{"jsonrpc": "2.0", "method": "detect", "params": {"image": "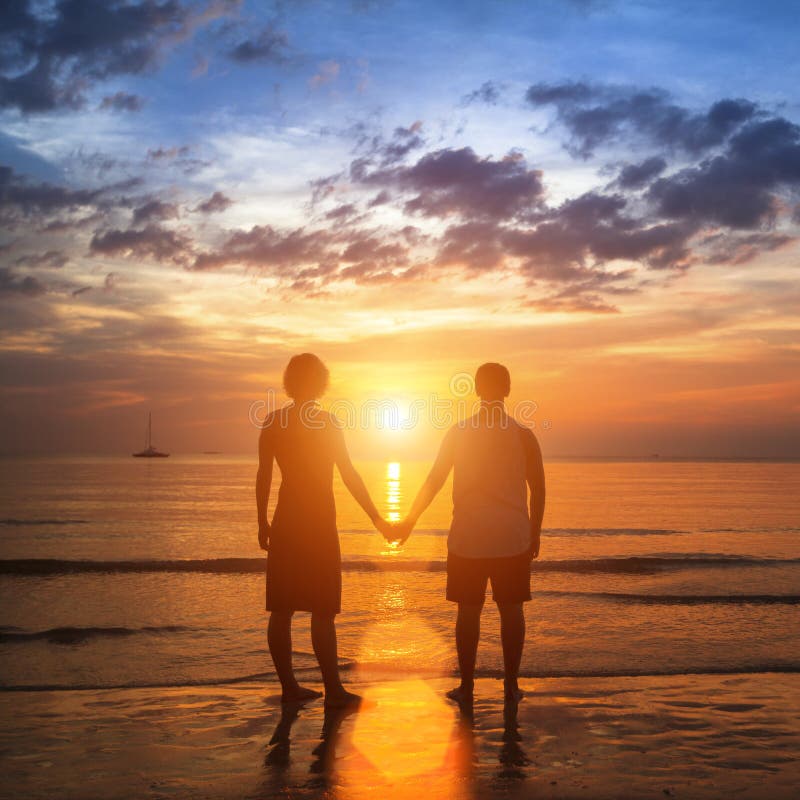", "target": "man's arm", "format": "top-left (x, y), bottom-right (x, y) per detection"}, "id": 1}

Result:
top-left (525, 430), bottom-right (546, 559)
top-left (398, 430), bottom-right (456, 542)
top-left (333, 428), bottom-right (389, 535)
top-left (255, 427), bottom-right (274, 551)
